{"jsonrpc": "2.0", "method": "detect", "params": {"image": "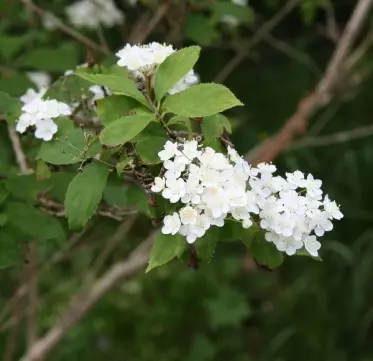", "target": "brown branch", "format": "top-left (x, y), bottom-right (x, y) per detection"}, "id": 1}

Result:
top-left (214, 0), bottom-right (299, 83)
top-left (128, 1), bottom-right (171, 44)
top-left (19, 231), bottom-right (156, 361)
top-left (245, 0), bottom-right (373, 165)
top-left (37, 195), bottom-right (138, 222)
top-left (19, 0), bottom-right (110, 55)
top-left (3, 290), bottom-right (21, 361)
top-left (290, 124), bottom-right (373, 149)
top-left (7, 127), bottom-right (33, 175)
